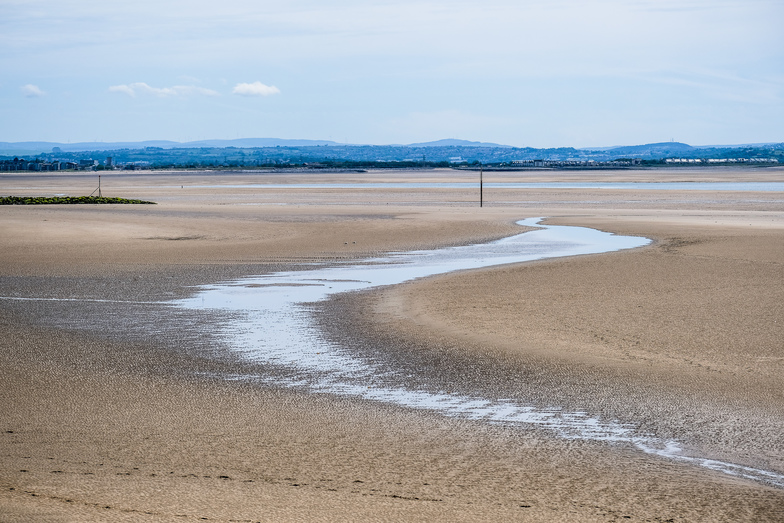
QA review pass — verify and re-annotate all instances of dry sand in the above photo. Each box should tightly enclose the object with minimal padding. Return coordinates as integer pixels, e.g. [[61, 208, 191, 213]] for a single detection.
[[1, 168, 783, 521]]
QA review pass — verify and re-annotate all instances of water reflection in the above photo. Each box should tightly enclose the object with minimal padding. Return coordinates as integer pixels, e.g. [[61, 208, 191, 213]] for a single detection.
[[173, 218, 783, 487]]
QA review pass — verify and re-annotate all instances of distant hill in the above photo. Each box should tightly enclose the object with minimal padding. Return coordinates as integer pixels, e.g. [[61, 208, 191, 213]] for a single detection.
[[0, 138, 339, 155], [692, 142, 780, 149], [1, 139, 781, 165], [598, 142, 695, 156], [407, 139, 512, 148], [0, 141, 180, 155], [182, 138, 338, 148]]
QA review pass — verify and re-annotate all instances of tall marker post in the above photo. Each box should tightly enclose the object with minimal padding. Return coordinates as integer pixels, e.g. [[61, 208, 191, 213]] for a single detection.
[[90, 174, 103, 197], [479, 163, 483, 208]]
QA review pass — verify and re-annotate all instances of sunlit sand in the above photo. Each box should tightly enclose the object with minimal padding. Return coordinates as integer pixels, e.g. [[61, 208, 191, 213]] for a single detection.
[[1, 167, 783, 521]]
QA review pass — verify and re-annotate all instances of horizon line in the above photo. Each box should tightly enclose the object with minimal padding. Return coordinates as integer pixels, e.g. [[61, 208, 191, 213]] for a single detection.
[[2, 137, 782, 152]]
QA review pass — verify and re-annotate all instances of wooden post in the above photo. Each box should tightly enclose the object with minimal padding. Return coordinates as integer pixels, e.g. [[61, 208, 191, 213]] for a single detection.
[[480, 163, 483, 208], [98, 175, 102, 197]]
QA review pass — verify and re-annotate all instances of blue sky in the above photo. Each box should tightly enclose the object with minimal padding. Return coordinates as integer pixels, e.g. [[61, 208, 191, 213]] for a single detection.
[[2, 0, 782, 148]]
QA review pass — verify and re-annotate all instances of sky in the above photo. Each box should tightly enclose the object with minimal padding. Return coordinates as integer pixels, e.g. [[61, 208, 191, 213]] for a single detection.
[[2, 0, 783, 148]]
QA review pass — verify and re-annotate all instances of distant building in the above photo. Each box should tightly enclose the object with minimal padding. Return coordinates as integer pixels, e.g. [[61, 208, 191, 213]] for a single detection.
[[510, 159, 545, 167], [0, 158, 63, 171], [666, 157, 778, 164], [0, 158, 29, 171]]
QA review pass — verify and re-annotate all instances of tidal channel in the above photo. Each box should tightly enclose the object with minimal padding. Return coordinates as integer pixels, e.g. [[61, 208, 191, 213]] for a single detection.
[[173, 218, 784, 488]]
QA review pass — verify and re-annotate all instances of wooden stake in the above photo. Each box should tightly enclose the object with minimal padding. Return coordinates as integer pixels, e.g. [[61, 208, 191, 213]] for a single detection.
[[480, 163, 483, 208]]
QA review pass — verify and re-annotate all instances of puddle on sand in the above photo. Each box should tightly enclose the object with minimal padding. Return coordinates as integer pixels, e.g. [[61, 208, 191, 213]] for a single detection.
[[173, 218, 784, 488]]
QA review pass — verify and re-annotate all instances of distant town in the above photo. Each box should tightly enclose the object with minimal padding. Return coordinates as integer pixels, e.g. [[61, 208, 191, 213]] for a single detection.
[[1, 140, 781, 172], [1, 157, 110, 172]]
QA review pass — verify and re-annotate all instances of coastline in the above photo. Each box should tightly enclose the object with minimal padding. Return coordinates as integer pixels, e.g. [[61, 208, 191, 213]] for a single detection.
[[2, 168, 783, 521]]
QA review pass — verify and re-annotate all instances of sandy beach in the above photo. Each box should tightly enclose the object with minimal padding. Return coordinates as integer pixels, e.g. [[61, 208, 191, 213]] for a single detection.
[[1, 167, 783, 521]]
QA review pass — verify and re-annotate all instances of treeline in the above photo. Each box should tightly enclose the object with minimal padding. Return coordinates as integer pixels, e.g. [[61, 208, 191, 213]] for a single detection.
[[147, 159, 456, 169]]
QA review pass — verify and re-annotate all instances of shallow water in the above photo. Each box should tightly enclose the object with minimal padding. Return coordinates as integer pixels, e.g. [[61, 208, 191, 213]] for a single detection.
[[173, 218, 784, 488], [181, 181, 784, 191]]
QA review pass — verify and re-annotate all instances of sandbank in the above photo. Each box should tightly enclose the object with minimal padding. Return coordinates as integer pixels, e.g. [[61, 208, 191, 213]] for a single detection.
[[1, 168, 783, 521]]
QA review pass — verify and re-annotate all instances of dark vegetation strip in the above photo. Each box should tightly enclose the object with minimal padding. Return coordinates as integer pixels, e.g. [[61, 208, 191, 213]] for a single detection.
[[0, 196, 156, 205]]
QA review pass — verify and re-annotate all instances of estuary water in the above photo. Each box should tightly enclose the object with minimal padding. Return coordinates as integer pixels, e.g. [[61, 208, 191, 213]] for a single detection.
[[183, 181, 784, 191], [173, 218, 784, 487]]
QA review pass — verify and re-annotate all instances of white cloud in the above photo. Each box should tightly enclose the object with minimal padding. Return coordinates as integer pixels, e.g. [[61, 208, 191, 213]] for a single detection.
[[108, 82, 220, 97], [21, 84, 45, 97], [232, 81, 280, 97], [171, 85, 221, 97], [108, 84, 136, 97], [4, 1, 782, 146]]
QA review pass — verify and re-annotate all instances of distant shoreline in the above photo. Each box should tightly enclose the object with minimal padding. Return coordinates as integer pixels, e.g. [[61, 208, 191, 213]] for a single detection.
[[4, 164, 782, 177], [2, 140, 781, 172]]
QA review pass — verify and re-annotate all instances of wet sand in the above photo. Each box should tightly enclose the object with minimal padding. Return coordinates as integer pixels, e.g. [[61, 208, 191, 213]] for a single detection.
[[1, 168, 783, 521]]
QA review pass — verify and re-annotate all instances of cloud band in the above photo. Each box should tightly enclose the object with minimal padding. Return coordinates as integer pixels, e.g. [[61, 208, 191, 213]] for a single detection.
[[232, 81, 280, 97], [108, 82, 220, 97]]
